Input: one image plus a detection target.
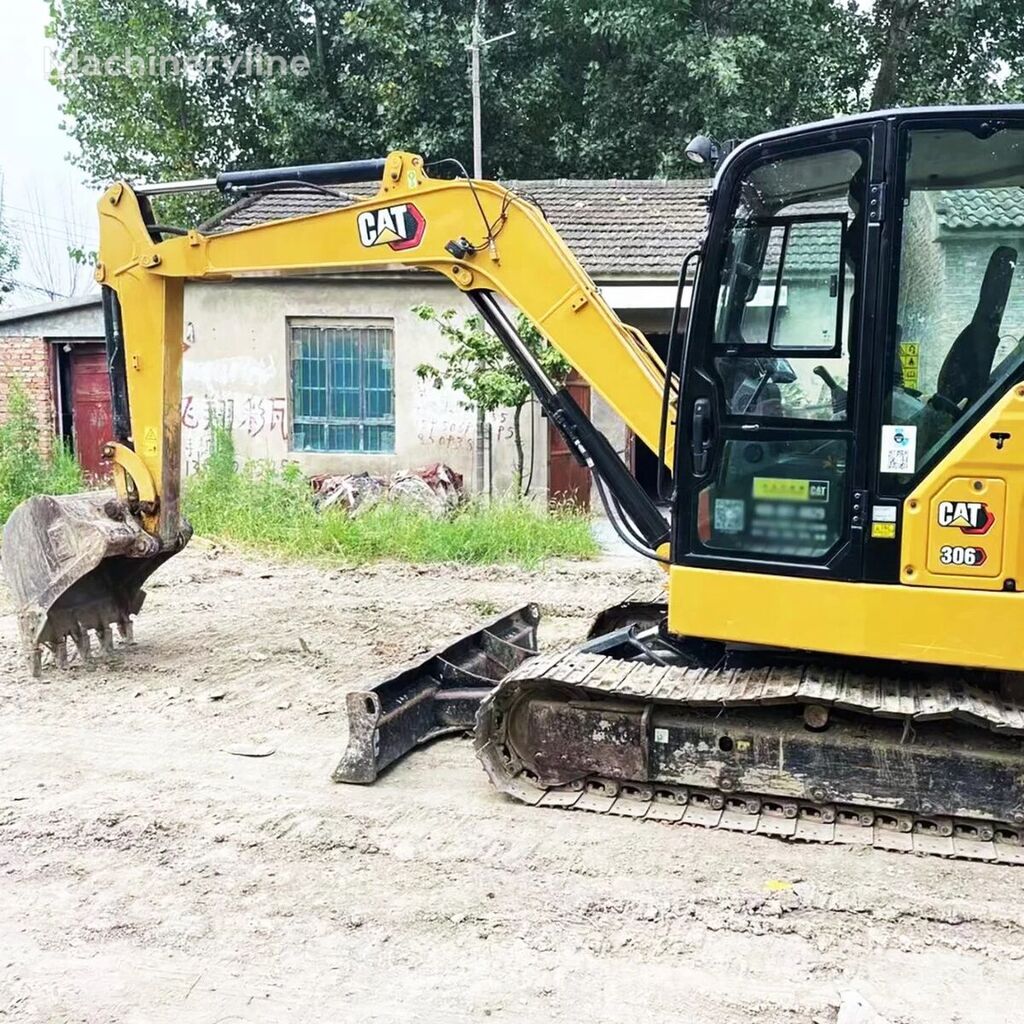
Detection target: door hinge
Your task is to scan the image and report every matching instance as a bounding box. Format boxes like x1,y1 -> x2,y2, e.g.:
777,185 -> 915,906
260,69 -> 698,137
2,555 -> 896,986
867,183 -> 886,224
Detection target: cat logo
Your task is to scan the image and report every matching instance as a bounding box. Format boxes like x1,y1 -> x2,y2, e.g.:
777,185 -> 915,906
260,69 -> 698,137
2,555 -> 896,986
936,500 -> 995,535
356,203 -> 425,251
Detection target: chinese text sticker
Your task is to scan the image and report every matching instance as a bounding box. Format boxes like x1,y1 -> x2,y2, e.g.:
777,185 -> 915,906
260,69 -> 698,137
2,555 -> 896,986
880,424 -> 917,474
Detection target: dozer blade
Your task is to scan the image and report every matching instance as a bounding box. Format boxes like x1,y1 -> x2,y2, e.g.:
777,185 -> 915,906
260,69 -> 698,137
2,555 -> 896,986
333,603 -> 540,784
1,491 -> 191,677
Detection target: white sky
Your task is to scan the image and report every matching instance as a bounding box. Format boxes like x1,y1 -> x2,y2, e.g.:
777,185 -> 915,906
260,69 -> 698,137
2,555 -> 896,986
0,0 -> 98,307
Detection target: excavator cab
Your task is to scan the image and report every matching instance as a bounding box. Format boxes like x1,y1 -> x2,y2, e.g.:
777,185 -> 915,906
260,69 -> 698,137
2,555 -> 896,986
672,114 -> 1024,583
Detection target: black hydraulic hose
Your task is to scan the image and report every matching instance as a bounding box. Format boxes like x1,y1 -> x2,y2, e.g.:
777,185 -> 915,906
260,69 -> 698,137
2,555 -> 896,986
593,474 -> 669,564
601,461 -> 656,548
102,286 -> 131,443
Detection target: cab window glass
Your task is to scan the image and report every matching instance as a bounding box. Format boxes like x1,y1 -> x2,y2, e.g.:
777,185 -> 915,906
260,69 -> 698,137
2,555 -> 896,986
886,126 -> 1024,478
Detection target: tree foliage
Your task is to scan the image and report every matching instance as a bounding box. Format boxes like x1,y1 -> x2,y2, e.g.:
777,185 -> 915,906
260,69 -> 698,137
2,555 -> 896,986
48,0 -> 1024,196
865,0 -> 1024,110
413,304 -> 569,495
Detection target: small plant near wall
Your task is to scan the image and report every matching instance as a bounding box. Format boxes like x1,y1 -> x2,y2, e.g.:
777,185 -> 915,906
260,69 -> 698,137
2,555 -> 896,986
412,305 -> 570,498
0,381 -> 85,524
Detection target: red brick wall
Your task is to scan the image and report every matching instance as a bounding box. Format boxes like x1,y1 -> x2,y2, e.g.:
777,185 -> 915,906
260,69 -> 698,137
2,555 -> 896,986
0,336 -> 55,456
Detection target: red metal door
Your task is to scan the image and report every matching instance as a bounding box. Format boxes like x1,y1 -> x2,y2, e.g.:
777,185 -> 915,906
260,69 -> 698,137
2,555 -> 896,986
69,346 -> 114,481
547,372 -> 592,509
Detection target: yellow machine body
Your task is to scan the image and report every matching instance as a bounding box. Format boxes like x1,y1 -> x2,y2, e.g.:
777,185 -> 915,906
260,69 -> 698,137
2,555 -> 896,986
671,385 -> 1024,671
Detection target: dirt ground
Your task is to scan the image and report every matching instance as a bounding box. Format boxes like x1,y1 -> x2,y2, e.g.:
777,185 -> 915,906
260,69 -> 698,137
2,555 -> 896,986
2,542 -> 1024,1024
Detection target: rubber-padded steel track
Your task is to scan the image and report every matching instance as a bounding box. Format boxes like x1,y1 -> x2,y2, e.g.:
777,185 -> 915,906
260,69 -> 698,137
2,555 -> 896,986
475,649 -> 1024,865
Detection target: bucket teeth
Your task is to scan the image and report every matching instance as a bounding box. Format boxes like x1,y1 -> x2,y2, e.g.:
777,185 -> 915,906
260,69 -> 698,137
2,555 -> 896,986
97,624 -> 114,656
22,614 -> 138,678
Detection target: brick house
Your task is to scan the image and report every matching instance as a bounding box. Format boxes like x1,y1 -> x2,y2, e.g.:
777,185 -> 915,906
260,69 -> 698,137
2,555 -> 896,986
0,296 -> 106,471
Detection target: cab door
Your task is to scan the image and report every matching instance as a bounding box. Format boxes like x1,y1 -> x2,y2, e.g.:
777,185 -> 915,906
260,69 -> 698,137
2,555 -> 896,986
674,125 -> 883,579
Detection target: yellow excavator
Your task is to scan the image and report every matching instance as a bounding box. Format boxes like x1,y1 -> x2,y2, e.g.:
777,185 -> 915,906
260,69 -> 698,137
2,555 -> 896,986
6,105 -> 1024,862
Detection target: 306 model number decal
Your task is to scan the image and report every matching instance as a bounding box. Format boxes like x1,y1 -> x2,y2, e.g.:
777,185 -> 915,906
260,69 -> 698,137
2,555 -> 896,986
938,545 -> 986,567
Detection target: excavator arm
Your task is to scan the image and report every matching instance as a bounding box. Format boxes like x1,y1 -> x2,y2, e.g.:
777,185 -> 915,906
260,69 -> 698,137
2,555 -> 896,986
3,151 -> 678,674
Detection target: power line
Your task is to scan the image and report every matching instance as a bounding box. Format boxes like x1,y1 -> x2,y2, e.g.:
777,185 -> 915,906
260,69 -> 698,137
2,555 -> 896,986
7,219 -> 97,248
9,279 -> 73,299
8,213 -> 96,236
4,203 -> 95,232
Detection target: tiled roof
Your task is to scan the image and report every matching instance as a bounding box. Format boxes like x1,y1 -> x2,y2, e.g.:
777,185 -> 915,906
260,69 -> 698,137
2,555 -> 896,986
779,224 -> 841,274
208,178 -> 710,277
936,188 -> 1024,230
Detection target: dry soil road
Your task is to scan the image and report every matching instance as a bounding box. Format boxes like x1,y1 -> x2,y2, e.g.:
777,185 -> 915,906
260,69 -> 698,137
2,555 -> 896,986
2,542 -> 1023,1023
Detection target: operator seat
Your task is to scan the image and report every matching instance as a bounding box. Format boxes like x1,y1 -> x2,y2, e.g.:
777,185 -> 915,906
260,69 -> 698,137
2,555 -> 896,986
934,245 -> 1017,413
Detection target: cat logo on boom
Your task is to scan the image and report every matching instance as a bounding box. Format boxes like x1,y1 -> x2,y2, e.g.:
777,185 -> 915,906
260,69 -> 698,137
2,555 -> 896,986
356,203 -> 426,251
936,500 -> 995,535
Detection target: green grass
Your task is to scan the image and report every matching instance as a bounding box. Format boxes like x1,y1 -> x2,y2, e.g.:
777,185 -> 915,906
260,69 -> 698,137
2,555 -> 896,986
0,381 -> 86,524
183,428 -> 598,568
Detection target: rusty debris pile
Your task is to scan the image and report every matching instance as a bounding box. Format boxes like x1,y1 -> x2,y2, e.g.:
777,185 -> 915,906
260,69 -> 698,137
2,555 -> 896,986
311,463 -> 465,518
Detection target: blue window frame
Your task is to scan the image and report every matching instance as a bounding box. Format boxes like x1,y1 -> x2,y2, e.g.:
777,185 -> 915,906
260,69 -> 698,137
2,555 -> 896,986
289,321 -> 395,453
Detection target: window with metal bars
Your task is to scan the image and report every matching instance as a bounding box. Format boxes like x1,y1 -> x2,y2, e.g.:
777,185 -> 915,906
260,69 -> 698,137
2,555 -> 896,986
289,320 -> 395,453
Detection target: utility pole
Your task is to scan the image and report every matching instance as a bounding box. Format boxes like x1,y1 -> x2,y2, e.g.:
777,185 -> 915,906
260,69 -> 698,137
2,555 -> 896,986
470,0 -> 483,179
467,0 -> 514,495
467,1 -> 513,177
470,1 -> 486,495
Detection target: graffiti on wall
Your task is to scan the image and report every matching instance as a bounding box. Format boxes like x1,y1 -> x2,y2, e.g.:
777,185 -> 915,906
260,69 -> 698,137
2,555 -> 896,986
414,383 -> 531,454
181,393 -> 288,474
179,382 -> 537,474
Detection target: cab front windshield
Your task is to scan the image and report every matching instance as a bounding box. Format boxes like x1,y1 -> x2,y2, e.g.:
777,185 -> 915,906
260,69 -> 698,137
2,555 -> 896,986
887,124 -> 1024,479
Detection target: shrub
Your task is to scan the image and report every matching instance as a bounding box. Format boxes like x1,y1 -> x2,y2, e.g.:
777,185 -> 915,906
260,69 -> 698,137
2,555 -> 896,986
0,380 -> 86,524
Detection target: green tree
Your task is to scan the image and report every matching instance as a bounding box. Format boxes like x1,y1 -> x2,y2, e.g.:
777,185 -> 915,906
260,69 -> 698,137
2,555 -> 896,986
865,0 -> 1024,110
47,0 -> 1024,195
43,0 -> 866,188
413,305 -> 569,497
